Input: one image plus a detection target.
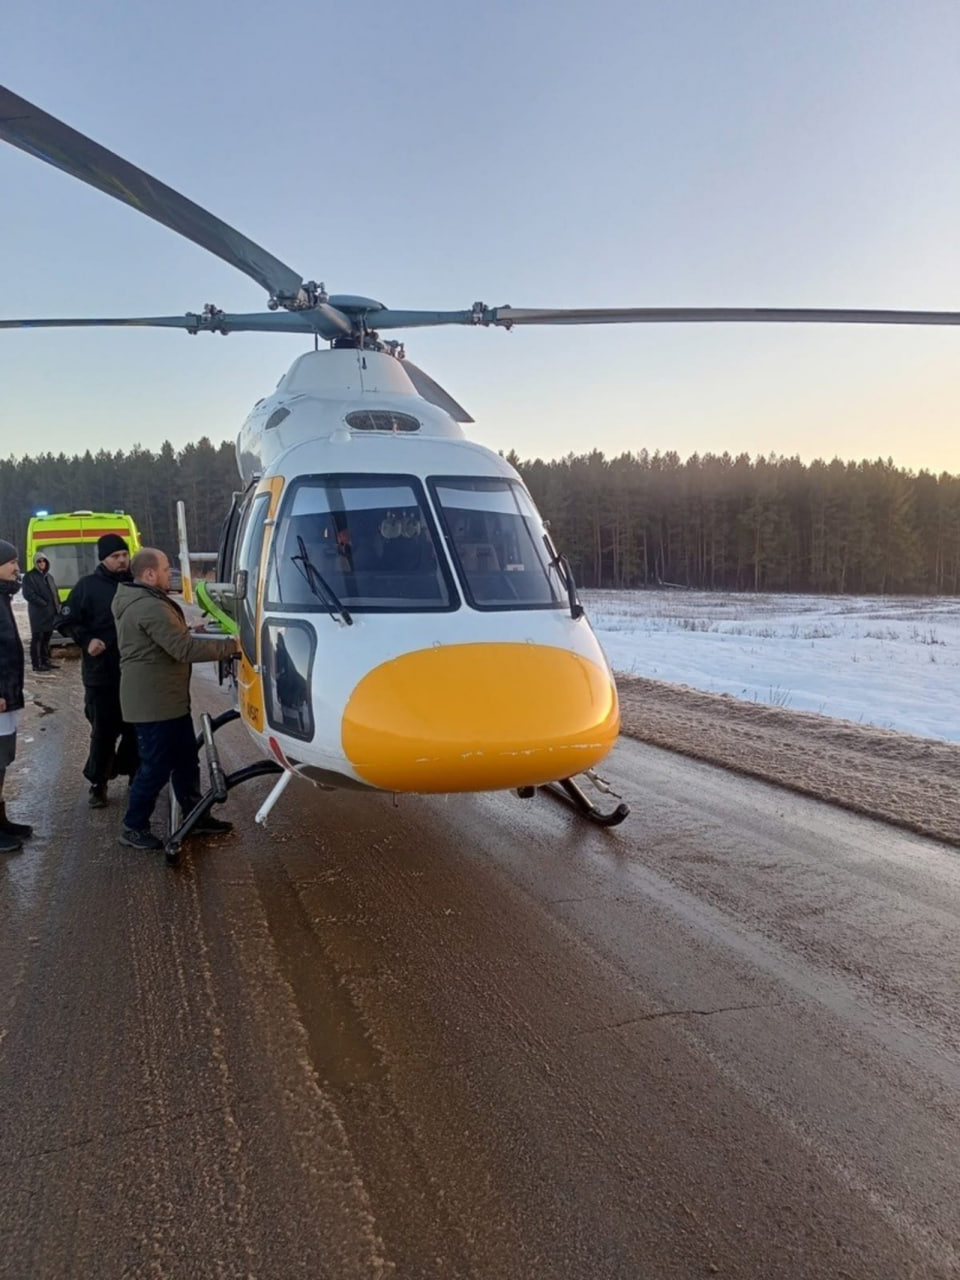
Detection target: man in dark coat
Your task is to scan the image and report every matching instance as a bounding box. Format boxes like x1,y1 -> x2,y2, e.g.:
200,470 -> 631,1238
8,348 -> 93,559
0,539 -> 34,852
21,551 -> 60,673
58,534 -> 140,807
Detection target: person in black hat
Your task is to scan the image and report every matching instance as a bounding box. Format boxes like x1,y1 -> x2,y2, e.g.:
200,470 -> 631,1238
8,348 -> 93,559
0,539 -> 34,852
57,533 -> 139,806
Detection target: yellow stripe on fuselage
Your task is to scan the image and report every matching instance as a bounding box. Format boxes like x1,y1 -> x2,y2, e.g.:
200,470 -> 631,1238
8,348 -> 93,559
342,642 -> 619,792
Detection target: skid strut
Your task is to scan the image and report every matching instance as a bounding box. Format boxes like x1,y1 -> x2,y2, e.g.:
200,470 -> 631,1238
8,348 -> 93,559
165,709 -> 283,867
539,775 -> 630,827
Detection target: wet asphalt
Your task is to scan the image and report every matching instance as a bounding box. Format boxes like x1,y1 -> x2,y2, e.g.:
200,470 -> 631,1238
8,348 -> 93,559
1,659 -> 959,1278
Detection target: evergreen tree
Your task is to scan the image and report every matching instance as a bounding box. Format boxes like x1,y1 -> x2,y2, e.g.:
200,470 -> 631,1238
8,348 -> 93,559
0,439 -> 957,597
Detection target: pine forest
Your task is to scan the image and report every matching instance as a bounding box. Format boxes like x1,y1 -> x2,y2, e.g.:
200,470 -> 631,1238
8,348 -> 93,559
1,442 -> 959,595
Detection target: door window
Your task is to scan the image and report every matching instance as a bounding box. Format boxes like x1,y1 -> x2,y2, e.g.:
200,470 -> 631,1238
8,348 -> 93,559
236,492 -> 271,662
262,620 -> 316,740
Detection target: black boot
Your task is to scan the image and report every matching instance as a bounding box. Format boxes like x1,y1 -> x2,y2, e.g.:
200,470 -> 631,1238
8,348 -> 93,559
0,829 -> 22,853
0,802 -> 32,838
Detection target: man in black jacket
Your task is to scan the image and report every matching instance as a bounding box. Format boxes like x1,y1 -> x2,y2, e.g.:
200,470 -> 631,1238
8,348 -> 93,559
22,552 -> 60,673
0,539 -> 33,852
58,534 -> 139,807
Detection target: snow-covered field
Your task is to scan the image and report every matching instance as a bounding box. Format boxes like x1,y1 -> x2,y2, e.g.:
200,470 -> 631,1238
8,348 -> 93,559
582,590 -> 958,744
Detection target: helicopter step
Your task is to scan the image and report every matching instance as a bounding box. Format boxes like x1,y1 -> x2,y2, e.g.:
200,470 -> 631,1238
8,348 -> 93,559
164,709 -> 283,867
517,775 -> 630,827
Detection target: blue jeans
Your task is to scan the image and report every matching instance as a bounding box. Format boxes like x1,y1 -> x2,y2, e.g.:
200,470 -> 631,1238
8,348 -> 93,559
123,714 -> 201,832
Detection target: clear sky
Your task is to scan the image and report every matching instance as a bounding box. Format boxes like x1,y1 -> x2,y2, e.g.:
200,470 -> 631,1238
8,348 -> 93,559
2,0 -> 959,474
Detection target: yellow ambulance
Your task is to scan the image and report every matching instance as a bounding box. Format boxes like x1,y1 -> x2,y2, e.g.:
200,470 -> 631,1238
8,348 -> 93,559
25,510 -> 142,602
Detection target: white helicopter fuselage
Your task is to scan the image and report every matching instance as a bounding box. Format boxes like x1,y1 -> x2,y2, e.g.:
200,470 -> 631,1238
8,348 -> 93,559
228,347 -> 620,794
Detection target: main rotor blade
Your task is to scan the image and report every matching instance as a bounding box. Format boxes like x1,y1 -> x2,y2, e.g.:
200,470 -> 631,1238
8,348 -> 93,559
0,84 -> 306,305
9,301 -> 960,340
488,306 -> 960,328
0,308 -> 353,338
367,304 -> 960,333
401,360 -> 474,423
0,316 -> 202,331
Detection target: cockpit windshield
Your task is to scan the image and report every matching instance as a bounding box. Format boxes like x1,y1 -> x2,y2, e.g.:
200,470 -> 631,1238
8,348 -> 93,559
265,474 -> 456,612
429,477 -> 565,609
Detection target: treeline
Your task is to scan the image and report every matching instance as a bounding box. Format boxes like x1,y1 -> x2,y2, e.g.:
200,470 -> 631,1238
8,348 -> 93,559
1,441 -> 958,595
0,439 -> 239,556
514,450 -> 960,595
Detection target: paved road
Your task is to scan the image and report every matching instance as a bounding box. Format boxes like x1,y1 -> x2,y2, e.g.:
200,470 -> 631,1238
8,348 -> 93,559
1,666 -> 958,1277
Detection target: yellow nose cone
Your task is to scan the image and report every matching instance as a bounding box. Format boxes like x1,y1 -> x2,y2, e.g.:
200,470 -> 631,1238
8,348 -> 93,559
342,643 -> 619,792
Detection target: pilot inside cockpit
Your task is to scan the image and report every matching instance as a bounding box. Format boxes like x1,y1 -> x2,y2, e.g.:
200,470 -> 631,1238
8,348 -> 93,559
305,517 -> 353,574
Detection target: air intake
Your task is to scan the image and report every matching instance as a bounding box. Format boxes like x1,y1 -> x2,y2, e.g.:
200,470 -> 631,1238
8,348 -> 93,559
265,407 -> 290,430
345,410 -> 421,433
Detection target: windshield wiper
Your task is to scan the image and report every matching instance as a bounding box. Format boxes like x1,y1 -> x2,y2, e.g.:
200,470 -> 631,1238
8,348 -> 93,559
292,535 -> 353,625
543,534 -> 584,620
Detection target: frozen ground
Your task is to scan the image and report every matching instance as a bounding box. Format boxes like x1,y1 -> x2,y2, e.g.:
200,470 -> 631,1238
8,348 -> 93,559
12,591 -> 957,844
580,589 -> 959,846
583,590 -> 957,744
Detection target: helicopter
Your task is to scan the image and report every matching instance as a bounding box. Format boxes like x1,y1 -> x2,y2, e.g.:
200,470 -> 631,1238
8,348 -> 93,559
3,82 -> 960,864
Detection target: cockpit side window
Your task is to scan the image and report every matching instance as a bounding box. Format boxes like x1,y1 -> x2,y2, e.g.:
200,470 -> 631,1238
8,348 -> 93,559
265,474 -> 458,613
428,477 -> 565,610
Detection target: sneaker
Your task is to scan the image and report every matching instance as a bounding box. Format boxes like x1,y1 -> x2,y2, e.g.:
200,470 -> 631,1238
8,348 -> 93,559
191,814 -> 233,836
88,785 -> 108,809
119,827 -> 163,851
0,829 -> 23,853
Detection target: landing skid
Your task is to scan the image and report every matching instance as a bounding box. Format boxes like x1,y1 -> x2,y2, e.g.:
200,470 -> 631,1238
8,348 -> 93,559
519,775 -> 630,827
165,711 -> 629,865
165,708 -> 282,867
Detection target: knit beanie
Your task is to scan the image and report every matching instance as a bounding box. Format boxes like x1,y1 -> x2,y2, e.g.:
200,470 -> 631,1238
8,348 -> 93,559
0,539 -> 17,566
97,534 -> 129,560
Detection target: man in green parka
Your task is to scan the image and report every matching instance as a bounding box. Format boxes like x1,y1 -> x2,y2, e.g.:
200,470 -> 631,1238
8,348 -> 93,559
113,547 -> 240,850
